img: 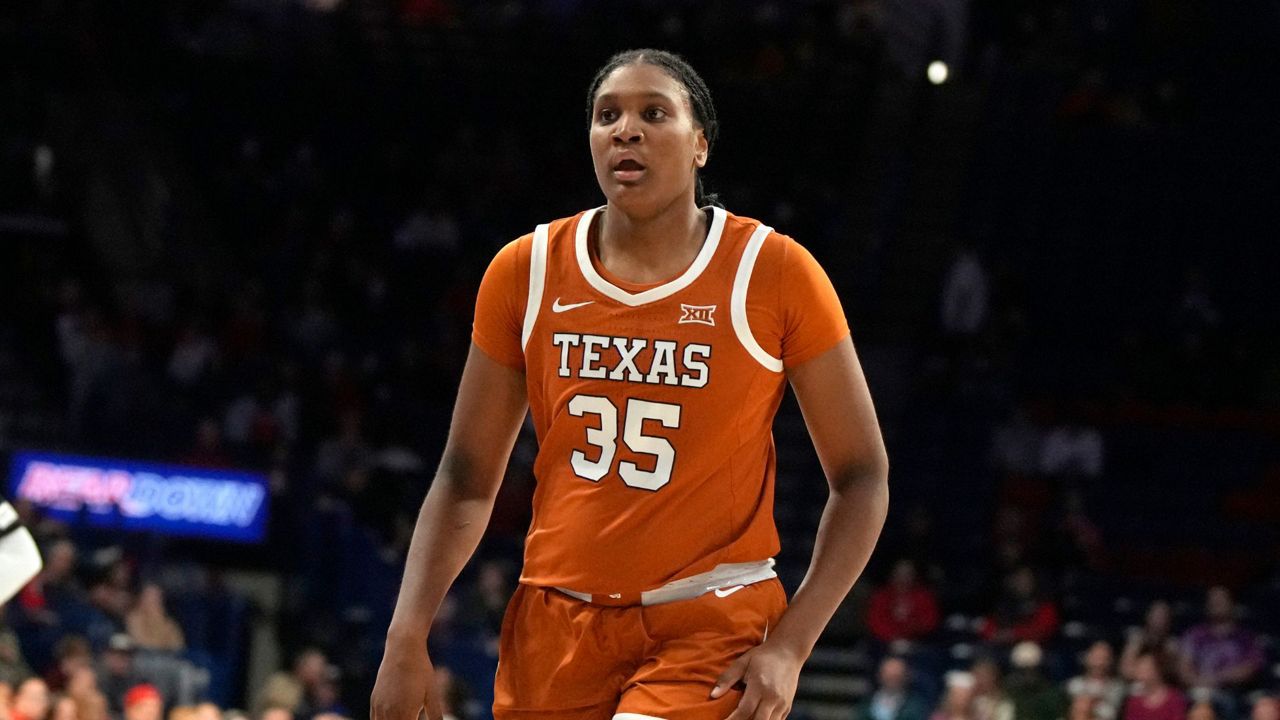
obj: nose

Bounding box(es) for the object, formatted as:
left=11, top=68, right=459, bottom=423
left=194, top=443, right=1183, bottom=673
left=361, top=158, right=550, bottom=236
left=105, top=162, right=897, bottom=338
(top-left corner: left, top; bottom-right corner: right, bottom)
left=612, top=113, right=643, bottom=144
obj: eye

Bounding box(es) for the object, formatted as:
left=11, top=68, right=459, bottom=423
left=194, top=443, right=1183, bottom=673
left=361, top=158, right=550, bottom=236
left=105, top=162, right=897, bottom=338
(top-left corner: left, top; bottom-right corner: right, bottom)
left=644, top=107, right=668, bottom=121
left=597, top=108, right=618, bottom=123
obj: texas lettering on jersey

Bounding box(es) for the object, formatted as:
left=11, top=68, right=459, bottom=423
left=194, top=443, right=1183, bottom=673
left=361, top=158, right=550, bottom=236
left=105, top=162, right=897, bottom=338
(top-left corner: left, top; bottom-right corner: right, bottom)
left=550, top=333, right=711, bottom=388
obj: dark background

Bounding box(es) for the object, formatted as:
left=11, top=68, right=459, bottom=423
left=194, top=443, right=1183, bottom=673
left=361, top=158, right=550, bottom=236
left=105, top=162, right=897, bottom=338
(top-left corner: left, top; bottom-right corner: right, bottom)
left=2, top=1, right=1278, bottom=719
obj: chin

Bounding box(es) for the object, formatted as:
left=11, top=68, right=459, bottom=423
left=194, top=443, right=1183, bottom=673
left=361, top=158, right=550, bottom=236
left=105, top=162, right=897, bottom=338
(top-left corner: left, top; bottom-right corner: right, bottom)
left=601, top=188, right=654, bottom=216
left=601, top=185, right=685, bottom=220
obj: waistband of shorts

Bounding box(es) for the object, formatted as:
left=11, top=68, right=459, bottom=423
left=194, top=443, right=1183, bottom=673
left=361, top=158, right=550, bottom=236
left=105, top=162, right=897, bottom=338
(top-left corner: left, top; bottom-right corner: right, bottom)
left=550, top=558, right=777, bottom=607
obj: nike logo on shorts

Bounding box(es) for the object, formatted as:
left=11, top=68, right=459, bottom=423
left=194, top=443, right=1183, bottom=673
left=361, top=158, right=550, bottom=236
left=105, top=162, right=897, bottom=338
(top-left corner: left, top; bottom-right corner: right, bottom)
left=713, top=584, right=746, bottom=598
left=552, top=298, right=594, bottom=313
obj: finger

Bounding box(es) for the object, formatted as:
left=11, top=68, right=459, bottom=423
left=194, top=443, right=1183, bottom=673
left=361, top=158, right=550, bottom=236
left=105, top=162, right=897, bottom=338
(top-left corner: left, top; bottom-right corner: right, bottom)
left=747, top=690, right=782, bottom=720
left=724, top=685, right=763, bottom=720
left=423, top=690, right=444, bottom=720
left=763, top=699, right=791, bottom=720
left=711, top=655, right=750, bottom=699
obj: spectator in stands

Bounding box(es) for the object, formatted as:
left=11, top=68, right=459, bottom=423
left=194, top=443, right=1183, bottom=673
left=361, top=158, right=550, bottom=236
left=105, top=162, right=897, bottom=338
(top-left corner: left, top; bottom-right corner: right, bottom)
left=1072, top=695, right=1102, bottom=720
left=1188, top=702, right=1217, bottom=720
left=64, top=667, right=107, bottom=720
left=434, top=667, right=472, bottom=720
left=867, top=559, right=941, bottom=645
left=167, top=320, right=218, bottom=391
left=17, top=539, right=81, bottom=627
left=1123, top=652, right=1187, bottom=720
left=460, top=560, right=513, bottom=640
left=86, top=551, right=133, bottom=632
left=1007, top=641, right=1067, bottom=720
left=1067, top=640, right=1127, bottom=720
left=940, top=246, right=989, bottom=337
left=181, top=420, right=232, bottom=469
left=48, top=694, right=76, bottom=720
left=312, top=413, right=371, bottom=489
left=971, top=658, right=1014, bottom=720
left=122, top=685, right=162, bottom=720
left=11, top=677, right=50, bottom=720
left=1121, top=601, right=1179, bottom=681
left=125, top=585, right=184, bottom=652
left=44, top=636, right=92, bottom=693
left=1253, top=698, right=1279, bottom=720
left=855, top=657, right=930, bottom=720
left=257, top=708, right=292, bottom=720
left=0, top=630, right=31, bottom=687
left=305, top=672, right=346, bottom=720
left=252, top=648, right=330, bottom=720
left=96, top=634, right=143, bottom=716
left=1179, top=587, right=1264, bottom=695
left=1039, top=425, right=1104, bottom=478
left=978, top=566, right=1060, bottom=645
left=931, top=671, right=977, bottom=720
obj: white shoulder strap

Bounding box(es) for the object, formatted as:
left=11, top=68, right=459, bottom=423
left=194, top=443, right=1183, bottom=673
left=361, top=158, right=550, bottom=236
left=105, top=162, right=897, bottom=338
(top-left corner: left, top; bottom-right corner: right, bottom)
left=731, top=224, right=784, bottom=373
left=521, top=224, right=550, bottom=351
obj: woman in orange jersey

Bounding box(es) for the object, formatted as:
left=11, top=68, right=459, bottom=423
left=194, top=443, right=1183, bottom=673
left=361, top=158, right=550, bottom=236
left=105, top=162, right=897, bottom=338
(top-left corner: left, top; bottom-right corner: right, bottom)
left=371, top=49, right=889, bottom=720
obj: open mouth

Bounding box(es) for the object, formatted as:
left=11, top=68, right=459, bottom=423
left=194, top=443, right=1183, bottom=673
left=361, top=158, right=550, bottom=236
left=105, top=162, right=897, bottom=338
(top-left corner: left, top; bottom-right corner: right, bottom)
left=611, top=158, right=646, bottom=182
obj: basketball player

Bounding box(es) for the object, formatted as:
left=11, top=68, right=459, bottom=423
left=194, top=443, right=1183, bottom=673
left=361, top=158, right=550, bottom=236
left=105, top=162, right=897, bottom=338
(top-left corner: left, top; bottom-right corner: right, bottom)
left=372, top=49, right=889, bottom=720
left=0, top=495, right=43, bottom=604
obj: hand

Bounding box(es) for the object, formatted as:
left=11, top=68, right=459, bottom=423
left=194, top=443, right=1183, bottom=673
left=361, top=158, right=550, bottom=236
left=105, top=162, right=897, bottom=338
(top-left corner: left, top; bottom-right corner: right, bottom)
left=711, top=641, right=805, bottom=720
left=370, top=639, right=444, bottom=720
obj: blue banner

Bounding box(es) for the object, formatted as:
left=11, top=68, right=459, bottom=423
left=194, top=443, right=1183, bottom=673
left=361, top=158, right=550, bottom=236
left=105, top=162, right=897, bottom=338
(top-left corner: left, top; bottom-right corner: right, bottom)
left=8, top=451, right=269, bottom=543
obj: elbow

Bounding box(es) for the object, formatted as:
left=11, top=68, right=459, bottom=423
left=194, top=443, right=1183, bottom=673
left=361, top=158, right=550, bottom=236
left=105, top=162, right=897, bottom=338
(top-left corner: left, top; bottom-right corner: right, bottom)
left=436, top=446, right=502, bottom=500
left=830, top=451, right=889, bottom=502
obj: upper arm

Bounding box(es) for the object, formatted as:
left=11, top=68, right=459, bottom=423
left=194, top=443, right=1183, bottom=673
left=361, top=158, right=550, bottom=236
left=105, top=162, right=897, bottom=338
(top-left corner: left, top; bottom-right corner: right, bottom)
left=439, top=343, right=529, bottom=498
left=787, top=337, right=888, bottom=488
left=472, top=237, right=530, bottom=371
left=778, top=238, right=850, bottom=369
left=769, top=234, right=884, bottom=484
left=441, top=237, right=532, bottom=494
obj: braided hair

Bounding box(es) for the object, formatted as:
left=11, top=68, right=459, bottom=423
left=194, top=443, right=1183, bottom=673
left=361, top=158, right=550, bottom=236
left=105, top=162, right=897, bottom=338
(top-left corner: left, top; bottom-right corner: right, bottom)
left=585, top=49, right=722, bottom=208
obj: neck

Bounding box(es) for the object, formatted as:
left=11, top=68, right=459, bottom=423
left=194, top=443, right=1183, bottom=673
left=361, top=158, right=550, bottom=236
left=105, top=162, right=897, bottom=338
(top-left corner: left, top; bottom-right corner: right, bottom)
left=597, top=197, right=708, bottom=285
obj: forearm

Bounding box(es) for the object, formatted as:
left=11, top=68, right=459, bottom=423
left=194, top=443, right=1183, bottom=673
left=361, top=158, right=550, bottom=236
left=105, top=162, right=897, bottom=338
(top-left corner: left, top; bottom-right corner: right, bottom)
left=384, top=458, right=501, bottom=646
left=770, top=468, right=888, bottom=658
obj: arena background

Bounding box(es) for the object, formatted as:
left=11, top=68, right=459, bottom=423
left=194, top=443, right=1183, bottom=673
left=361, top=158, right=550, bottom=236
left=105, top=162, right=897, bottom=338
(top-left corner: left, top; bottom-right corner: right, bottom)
left=2, top=1, right=1279, bottom=720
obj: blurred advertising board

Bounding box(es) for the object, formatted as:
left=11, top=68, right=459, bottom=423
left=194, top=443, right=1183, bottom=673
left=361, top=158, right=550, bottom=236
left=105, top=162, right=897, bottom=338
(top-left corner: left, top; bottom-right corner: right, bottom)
left=8, top=450, right=268, bottom=543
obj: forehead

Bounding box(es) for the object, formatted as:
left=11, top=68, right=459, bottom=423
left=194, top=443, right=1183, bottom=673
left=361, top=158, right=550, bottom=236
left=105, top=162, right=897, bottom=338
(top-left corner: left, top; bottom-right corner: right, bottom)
left=595, top=63, right=688, bottom=105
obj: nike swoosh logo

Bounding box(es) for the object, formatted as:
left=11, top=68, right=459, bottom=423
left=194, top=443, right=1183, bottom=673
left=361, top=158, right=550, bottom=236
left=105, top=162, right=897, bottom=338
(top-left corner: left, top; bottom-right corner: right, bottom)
left=552, top=298, right=594, bottom=313
left=714, top=585, right=746, bottom=598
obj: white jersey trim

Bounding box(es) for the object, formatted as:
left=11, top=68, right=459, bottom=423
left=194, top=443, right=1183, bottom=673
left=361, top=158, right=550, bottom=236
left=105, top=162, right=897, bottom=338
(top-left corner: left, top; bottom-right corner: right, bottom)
left=521, top=224, right=549, bottom=351
left=732, top=224, right=784, bottom=372
left=574, top=206, right=727, bottom=307
left=552, top=559, right=776, bottom=607
left=0, top=500, right=43, bottom=605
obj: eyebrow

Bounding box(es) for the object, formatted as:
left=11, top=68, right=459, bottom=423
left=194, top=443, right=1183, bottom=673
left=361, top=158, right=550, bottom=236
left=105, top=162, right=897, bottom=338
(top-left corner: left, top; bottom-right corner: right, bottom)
left=594, top=91, right=678, bottom=105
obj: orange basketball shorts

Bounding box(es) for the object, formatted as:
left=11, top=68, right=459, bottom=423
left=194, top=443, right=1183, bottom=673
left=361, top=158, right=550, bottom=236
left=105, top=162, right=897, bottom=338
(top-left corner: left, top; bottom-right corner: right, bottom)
left=492, top=578, right=787, bottom=720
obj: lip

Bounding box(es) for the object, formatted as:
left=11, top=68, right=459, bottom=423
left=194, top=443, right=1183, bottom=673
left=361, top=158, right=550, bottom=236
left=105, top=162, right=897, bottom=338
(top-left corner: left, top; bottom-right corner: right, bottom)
left=611, top=168, right=646, bottom=183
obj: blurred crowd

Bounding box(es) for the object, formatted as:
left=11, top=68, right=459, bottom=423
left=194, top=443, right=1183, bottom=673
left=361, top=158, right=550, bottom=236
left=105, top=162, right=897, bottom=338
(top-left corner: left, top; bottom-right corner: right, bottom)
left=1, top=0, right=1277, bottom=719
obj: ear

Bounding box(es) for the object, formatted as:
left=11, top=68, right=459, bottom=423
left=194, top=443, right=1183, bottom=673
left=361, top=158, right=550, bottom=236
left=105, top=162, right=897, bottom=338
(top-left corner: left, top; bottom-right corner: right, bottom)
left=694, top=129, right=709, bottom=168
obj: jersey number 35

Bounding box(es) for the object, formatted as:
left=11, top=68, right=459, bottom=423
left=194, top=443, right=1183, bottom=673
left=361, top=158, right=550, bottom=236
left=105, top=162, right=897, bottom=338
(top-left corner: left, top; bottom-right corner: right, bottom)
left=567, top=395, right=681, bottom=492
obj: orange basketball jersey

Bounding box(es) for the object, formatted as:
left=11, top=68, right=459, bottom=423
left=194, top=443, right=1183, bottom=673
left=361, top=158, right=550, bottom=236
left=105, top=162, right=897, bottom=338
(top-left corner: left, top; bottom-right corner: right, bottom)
left=472, top=206, right=849, bottom=594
